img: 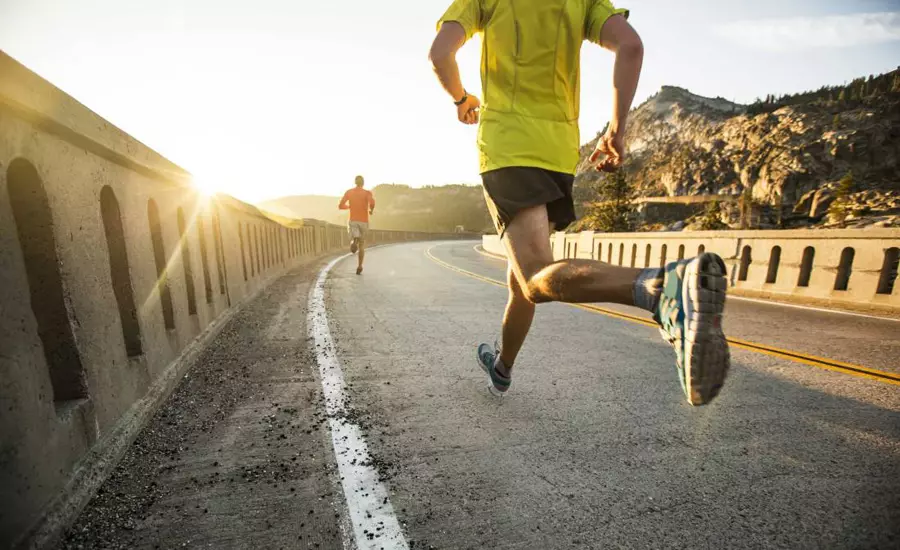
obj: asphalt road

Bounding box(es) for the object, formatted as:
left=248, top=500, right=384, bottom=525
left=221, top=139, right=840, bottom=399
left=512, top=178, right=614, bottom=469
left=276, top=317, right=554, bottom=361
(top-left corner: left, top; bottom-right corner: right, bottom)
left=60, top=240, right=900, bottom=550
left=328, top=240, right=899, bottom=549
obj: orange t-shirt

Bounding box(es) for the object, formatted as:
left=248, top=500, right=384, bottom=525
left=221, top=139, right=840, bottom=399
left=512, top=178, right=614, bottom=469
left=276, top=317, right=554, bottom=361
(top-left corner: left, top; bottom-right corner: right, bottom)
left=339, top=187, right=375, bottom=223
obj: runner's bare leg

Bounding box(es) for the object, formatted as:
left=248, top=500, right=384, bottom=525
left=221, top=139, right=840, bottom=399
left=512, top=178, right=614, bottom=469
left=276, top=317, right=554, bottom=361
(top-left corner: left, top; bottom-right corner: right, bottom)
left=504, top=205, right=642, bottom=305
left=499, top=265, right=535, bottom=371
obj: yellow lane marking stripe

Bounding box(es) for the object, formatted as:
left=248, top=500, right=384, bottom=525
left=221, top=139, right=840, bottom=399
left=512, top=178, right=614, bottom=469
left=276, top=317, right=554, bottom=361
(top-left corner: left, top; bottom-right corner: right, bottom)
left=426, top=245, right=900, bottom=386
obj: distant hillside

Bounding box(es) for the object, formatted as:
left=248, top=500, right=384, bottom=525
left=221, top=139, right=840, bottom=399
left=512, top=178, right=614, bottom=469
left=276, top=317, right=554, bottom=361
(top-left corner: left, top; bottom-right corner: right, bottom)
left=257, top=195, right=346, bottom=225
left=259, top=184, right=493, bottom=233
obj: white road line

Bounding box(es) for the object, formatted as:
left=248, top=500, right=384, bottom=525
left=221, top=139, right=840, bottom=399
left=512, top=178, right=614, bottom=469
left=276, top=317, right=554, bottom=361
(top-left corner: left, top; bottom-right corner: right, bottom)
left=308, top=255, right=409, bottom=550
left=727, top=295, right=900, bottom=322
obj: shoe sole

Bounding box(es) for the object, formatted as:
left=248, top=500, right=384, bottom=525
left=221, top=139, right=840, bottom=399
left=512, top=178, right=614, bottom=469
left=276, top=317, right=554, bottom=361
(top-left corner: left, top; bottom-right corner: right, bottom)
left=475, top=347, right=507, bottom=398
left=682, top=253, right=730, bottom=405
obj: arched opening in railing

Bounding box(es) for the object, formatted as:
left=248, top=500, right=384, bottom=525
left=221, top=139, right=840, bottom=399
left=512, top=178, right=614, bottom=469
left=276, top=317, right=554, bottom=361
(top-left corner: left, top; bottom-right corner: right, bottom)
left=630, top=244, right=637, bottom=267
left=269, top=227, right=275, bottom=267
left=247, top=224, right=255, bottom=277
left=211, top=208, right=226, bottom=296
left=594, top=241, right=601, bottom=260
left=254, top=225, right=261, bottom=275
left=260, top=227, right=266, bottom=270
left=573, top=243, right=578, bottom=258
left=766, top=246, right=782, bottom=284
left=677, top=244, right=685, bottom=260
left=8, top=158, right=88, bottom=401
left=177, top=209, right=198, bottom=314
left=644, top=244, right=651, bottom=267
left=698, top=244, right=706, bottom=255
left=877, top=247, right=899, bottom=295
left=237, top=221, right=248, bottom=282
left=797, top=246, right=814, bottom=287
left=100, top=185, right=143, bottom=357
left=261, top=227, right=268, bottom=270
left=659, top=244, right=668, bottom=267
left=197, top=217, right=213, bottom=303
left=148, top=199, right=175, bottom=330
left=607, top=243, right=613, bottom=263
left=834, top=247, right=855, bottom=291
left=738, top=245, right=751, bottom=281
left=274, top=227, right=279, bottom=265
left=618, top=243, right=625, bottom=266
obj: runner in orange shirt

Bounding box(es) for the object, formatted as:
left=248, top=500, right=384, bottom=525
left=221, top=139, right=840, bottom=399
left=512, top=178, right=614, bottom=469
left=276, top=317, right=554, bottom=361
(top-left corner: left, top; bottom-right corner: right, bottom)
left=339, top=175, right=375, bottom=275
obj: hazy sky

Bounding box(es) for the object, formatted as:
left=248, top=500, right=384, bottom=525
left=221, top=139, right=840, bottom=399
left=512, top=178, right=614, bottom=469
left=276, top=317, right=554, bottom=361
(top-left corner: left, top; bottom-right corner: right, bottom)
left=1, top=0, right=899, bottom=202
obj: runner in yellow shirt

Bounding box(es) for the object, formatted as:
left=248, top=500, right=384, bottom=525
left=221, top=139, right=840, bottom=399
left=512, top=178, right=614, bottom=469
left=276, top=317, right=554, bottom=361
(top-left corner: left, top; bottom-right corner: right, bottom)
left=430, top=0, right=731, bottom=405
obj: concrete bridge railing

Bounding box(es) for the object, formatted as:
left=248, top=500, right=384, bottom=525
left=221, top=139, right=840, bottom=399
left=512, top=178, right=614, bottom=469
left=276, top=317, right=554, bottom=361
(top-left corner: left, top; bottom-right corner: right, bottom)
left=0, top=51, right=467, bottom=548
left=483, top=228, right=900, bottom=314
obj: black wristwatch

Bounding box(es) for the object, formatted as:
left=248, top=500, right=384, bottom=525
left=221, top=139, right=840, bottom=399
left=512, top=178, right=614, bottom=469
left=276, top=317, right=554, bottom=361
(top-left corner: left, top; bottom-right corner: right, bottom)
left=454, top=91, right=469, bottom=106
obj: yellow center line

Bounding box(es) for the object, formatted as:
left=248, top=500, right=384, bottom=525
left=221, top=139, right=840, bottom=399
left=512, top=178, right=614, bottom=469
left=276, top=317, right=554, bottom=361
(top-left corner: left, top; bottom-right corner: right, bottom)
left=426, top=244, right=900, bottom=387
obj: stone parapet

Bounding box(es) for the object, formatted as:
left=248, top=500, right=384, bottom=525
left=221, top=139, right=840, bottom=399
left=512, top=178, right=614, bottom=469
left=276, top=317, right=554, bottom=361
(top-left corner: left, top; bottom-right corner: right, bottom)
left=483, top=228, right=900, bottom=314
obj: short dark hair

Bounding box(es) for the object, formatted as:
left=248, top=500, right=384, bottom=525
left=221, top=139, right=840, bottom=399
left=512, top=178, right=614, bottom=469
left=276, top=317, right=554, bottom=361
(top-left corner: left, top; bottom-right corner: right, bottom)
left=354, top=175, right=364, bottom=187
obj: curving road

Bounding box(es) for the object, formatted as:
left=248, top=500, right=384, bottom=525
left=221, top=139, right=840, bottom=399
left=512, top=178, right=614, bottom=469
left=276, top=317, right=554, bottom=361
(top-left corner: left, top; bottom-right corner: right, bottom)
left=327, top=240, right=899, bottom=549
left=60, top=240, right=900, bottom=550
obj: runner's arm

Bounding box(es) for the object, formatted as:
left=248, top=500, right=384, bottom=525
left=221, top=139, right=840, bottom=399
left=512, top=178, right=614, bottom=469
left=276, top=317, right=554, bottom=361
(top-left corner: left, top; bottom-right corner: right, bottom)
left=588, top=14, right=643, bottom=171
left=429, top=22, right=480, bottom=125
left=368, top=193, right=375, bottom=215
left=599, top=15, right=643, bottom=138
left=338, top=192, right=350, bottom=210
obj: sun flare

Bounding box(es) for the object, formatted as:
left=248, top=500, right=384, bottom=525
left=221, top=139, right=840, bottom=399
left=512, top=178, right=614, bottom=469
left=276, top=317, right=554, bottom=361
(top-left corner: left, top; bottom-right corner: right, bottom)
left=190, top=175, right=222, bottom=197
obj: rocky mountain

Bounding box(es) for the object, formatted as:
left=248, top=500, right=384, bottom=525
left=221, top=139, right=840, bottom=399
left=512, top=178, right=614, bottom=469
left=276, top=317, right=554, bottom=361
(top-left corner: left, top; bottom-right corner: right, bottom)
left=576, top=69, right=900, bottom=229
left=259, top=184, right=493, bottom=234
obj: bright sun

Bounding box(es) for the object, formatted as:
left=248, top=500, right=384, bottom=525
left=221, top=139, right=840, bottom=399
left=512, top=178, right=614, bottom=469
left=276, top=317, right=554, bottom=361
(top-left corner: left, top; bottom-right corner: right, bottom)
left=191, top=175, right=223, bottom=197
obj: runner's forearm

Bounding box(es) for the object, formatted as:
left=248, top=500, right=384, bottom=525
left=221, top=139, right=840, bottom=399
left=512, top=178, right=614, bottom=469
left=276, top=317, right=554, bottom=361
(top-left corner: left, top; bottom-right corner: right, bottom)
left=431, top=55, right=466, bottom=103
left=609, top=41, right=643, bottom=135
left=429, top=22, right=468, bottom=102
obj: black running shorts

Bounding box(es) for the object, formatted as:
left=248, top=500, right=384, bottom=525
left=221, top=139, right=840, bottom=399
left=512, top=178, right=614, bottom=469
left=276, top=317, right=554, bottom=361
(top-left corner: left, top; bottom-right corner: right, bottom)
left=481, top=167, right=576, bottom=236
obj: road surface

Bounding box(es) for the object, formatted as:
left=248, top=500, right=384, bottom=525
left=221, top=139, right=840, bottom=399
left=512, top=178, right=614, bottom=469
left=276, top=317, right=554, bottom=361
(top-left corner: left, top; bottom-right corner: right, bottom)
left=60, top=241, right=900, bottom=550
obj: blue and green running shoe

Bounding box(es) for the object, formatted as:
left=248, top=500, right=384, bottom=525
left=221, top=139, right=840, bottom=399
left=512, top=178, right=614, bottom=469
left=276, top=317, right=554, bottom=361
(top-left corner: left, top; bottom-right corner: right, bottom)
left=476, top=341, right=511, bottom=397
left=655, top=253, right=730, bottom=406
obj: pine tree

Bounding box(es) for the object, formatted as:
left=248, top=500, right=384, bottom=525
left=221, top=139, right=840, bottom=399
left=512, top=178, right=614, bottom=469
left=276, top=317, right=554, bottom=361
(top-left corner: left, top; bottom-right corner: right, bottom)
left=832, top=114, right=841, bottom=129
left=698, top=200, right=725, bottom=230
left=584, top=170, right=636, bottom=232
left=828, top=171, right=855, bottom=223
left=774, top=193, right=784, bottom=228
left=740, top=187, right=754, bottom=229
left=838, top=89, right=847, bottom=102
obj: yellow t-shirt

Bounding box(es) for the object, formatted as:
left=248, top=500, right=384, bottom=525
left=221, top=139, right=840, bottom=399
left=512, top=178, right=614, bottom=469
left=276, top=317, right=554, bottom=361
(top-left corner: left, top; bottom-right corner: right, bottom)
left=438, top=0, right=628, bottom=175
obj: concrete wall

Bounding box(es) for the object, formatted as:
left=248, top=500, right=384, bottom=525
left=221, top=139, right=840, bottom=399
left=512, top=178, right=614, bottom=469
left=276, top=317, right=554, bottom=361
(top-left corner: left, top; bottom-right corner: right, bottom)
left=0, top=51, right=464, bottom=548
left=483, top=228, right=900, bottom=314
